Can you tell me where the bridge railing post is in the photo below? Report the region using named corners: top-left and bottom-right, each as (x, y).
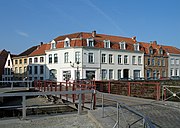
top-left (78, 92), bottom-right (82, 115)
top-left (22, 95), bottom-right (26, 119)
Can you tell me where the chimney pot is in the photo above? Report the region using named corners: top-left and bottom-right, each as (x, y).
top-left (92, 30), bottom-right (96, 37)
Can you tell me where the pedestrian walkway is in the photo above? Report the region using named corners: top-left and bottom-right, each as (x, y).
top-left (88, 92), bottom-right (180, 128)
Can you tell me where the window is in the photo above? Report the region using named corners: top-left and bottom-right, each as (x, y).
top-left (8, 60), bottom-right (10, 66)
top-left (152, 58), bottom-right (155, 66)
top-left (153, 70), bottom-right (156, 78)
top-left (51, 40), bottom-right (56, 49)
top-left (19, 67), bottom-right (22, 74)
top-left (104, 40), bottom-right (110, 48)
top-left (54, 54), bottom-right (58, 63)
top-left (170, 58), bottom-right (174, 65)
top-left (49, 54), bottom-right (52, 63)
top-left (138, 56), bottom-right (142, 64)
top-left (64, 52), bottom-right (69, 63)
top-left (34, 57), bottom-right (38, 63)
top-left (15, 67), bottom-right (18, 73)
top-left (118, 55), bottom-right (122, 64)
top-left (29, 66), bottom-right (32, 74)
top-left (170, 68), bottom-right (174, 76)
top-left (124, 55), bottom-right (128, 64)
top-left (29, 58), bottom-right (32, 64)
top-left (117, 70), bottom-right (121, 79)
top-left (134, 43), bottom-right (139, 51)
top-left (63, 70), bottom-right (71, 81)
top-left (34, 66), bottom-right (38, 74)
top-left (88, 53), bottom-right (94, 63)
top-left (120, 42), bottom-right (126, 50)
top-left (134, 70), bottom-right (140, 79)
top-left (15, 60), bottom-right (18, 64)
top-left (162, 70), bottom-right (166, 77)
top-left (101, 69), bottom-right (107, 80)
top-left (159, 48), bottom-right (163, 55)
top-left (109, 54), bottom-right (113, 64)
top-left (132, 56), bottom-right (136, 64)
top-left (109, 69), bottom-right (113, 80)
top-left (40, 57), bottom-right (44, 63)
top-left (158, 59), bottom-right (161, 66)
top-left (87, 38), bottom-right (94, 47)
top-left (101, 54), bottom-right (106, 63)
top-left (19, 59), bottom-right (22, 64)
top-left (175, 69), bottom-right (179, 76)
top-left (147, 70), bottom-right (151, 79)
top-left (24, 59), bottom-right (27, 64)
top-left (75, 52), bottom-right (80, 63)
top-left (64, 38), bottom-right (70, 47)
top-left (162, 59), bottom-right (165, 66)
top-left (149, 47), bottom-right (153, 54)
top-left (40, 65), bottom-right (44, 74)
top-left (176, 59), bottom-right (179, 65)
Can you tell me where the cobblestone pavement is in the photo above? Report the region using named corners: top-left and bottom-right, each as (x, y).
top-left (94, 92), bottom-right (180, 128)
top-left (0, 113), bottom-right (98, 128)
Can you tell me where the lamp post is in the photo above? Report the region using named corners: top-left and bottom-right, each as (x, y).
top-left (70, 61), bottom-right (80, 81)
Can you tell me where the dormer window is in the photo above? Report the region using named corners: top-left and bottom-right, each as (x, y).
top-left (149, 46), bottom-right (153, 54)
top-left (104, 40), bottom-right (110, 48)
top-left (120, 42), bottom-right (126, 50)
top-left (87, 38), bottom-right (94, 47)
top-left (134, 43), bottom-right (139, 51)
top-left (64, 37), bottom-right (70, 47)
top-left (51, 40), bottom-right (56, 49)
top-left (159, 48), bottom-right (163, 55)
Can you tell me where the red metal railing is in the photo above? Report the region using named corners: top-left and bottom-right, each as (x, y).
top-left (95, 80), bottom-right (161, 100)
top-left (34, 80), bottom-right (96, 108)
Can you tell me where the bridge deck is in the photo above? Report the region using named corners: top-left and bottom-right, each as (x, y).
top-left (89, 92), bottom-right (180, 128)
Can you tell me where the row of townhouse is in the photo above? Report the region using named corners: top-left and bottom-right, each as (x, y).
top-left (2, 31), bottom-right (180, 82)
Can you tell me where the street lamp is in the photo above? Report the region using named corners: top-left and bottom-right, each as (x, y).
top-left (70, 61), bottom-right (80, 81)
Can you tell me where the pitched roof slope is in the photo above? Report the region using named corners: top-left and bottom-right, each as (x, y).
top-left (162, 45), bottom-right (180, 54)
top-left (18, 45), bottom-right (39, 56)
top-left (53, 32), bottom-right (138, 51)
top-left (29, 43), bottom-right (51, 56)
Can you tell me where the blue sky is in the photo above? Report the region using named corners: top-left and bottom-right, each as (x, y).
top-left (0, 0), bottom-right (180, 54)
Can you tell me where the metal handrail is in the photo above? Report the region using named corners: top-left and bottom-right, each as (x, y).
top-left (0, 80), bottom-right (33, 89)
top-left (0, 90), bottom-right (96, 119)
top-left (100, 92), bottom-right (155, 128)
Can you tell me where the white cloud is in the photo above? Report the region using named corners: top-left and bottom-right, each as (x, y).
top-left (16, 30), bottom-right (29, 37)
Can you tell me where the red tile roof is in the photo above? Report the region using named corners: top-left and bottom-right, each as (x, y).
top-left (54, 32), bottom-right (138, 51)
top-left (28, 43), bottom-right (51, 56)
top-left (162, 45), bottom-right (180, 54)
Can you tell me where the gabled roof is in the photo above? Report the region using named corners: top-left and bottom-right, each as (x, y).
top-left (28, 43), bottom-right (51, 56)
top-left (139, 41), bottom-right (168, 56)
top-left (53, 32), bottom-right (139, 52)
top-left (18, 45), bottom-right (39, 56)
top-left (162, 45), bottom-right (180, 54)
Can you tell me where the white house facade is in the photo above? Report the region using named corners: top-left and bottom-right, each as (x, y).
top-left (2, 53), bottom-right (14, 81)
top-left (45, 32), bottom-right (144, 82)
top-left (168, 54), bottom-right (180, 77)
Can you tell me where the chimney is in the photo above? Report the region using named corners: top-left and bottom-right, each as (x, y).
top-left (153, 41), bottom-right (157, 45)
top-left (40, 42), bottom-right (43, 45)
top-left (92, 30), bottom-right (96, 38)
top-left (132, 36), bottom-right (136, 42)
